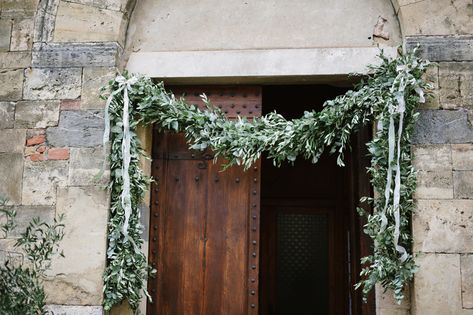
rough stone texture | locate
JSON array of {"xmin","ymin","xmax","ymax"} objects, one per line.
[
  {"xmin": 454, "ymin": 171, "xmax": 473, "ymax": 199},
  {"xmin": 419, "ymin": 64, "xmax": 439, "ymax": 109},
  {"xmin": 21, "ymin": 160, "xmax": 68, "ymax": 206},
  {"xmin": 45, "ymin": 305, "xmax": 104, "ymax": 315},
  {"xmin": 45, "ymin": 186, "xmax": 108, "ymax": 305},
  {"xmin": 0, "ymin": 19, "xmax": 12, "ymax": 51},
  {"xmin": 47, "ymin": 110, "xmax": 104, "ymax": 147},
  {"xmin": 452, "ymin": 144, "xmax": 473, "ymax": 171},
  {"xmin": 0, "ymin": 52, "xmax": 31, "ymax": 68},
  {"xmin": 10, "ymin": 18, "xmax": 34, "ymax": 51},
  {"xmin": 0, "ymin": 102, "xmax": 15, "ymax": 128},
  {"xmin": 82, "ymin": 67, "xmax": 115, "ymax": 109},
  {"xmin": 15, "ymin": 100, "xmax": 60, "ymax": 128},
  {"xmin": 376, "ymin": 284, "xmax": 410, "ymax": 315},
  {"xmin": 462, "ymin": 254, "xmax": 473, "ymax": 309},
  {"xmin": 412, "ymin": 110, "xmax": 473, "ymax": 144},
  {"xmin": 0, "ymin": 69, "xmax": 24, "ymax": 101},
  {"xmin": 406, "ymin": 36, "xmax": 473, "ymax": 62},
  {"xmin": 33, "ymin": 0, "xmax": 60, "ymax": 43},
  {"xmin": 438, "ymin": 62, "xmax": 473, "ymax": 109},
  {"xmin": 415, "ymin": 170, "xmax": 453, "ymax": 200},
  {"xmin": 126, "ymin": 0, "xmax": 401, "ymax": 53},
  {"xmin": 399, "ymin": 1, "xmax": 473, "ymax": 36},
  {"xmin": 0, "ymin": 153, "xmax": 23, "ymax": 204},
  {"xmin": 0, "ymin": 239, "xmax": 23, "ymax": 267},
  {"xmin": 412, "ymin": 254, "xmax": 462, "ymax": 315},
  {"xmin": 69, "ymin": 147, "xmax": 108, "ymax": 185},
  {"xmin": 0, "ymin": 129, "xmax": 26, "ymax": 153},
  {"xmin": 32, "ymin": 42, "xmax": 121, "ymax": 68},
  {"xmin": 412, "ymin": 144, "xmax": 452, "ymax": 172},
  {"xmin": 65, "ymin": 0, "xmax": 128, "ymax": 11},
  {"xmin": 54, "ymin": 1, "xmax": 126, "ymax": 43},
  {"xmin": 413, "ymin": 199, "xmax": 473, "ymax": 253},
  {"xmin": 23, "ymin": 68, "xmax": 82, "ymax": 100},
  {"xmin": 5, "ymin": 206, "xmax": 54, "ymax": 238},
  {"xmin": 1, "ymin": 0, "xmax": 39, "ymax": 17}
]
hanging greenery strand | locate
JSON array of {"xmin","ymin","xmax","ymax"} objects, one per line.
[{"xmin": 101, "ymin": 48, "xmax": 431, "ymax": 313}]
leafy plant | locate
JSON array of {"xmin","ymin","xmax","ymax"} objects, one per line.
[
  {"xmin": 0, "ymin": 198, "xmax": 65, "ymax": 315},
  {"xmin": 102, "ymin": 48, "xmax": 431, "ymax": 312}
]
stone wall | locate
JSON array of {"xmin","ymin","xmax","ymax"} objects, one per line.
[
  {"xmin": 1, "ymin": 0, "xmax": 473, "ymax": 315},
  {"xmin": 398, "ymin": 0, "xmax": 473, "ymax": 314},
  {"xmin": 0, "ymin": 0, "xmax": 131, "ymax": 314}
]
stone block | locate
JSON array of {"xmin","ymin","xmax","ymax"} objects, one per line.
[
  {"xmin": 0, "ymin": 239, "xmax": 22, "ymax": 266},
  {"xmin": 45, "ymin": 186, "xmax": 109, "ymax": 305},
  {"xmin": 0, "ymin": 153, "xmax": 23, "ymax": 204},
  {"xmin": 10, "ymin": 18, "xmax": 33, "ymax": 51},
  {"xmin": 2, "ymin": 206, "xmax": 54, "ymax": 238},
  {"xmin": 438, "ymin": 62, "xmax": 473, "ymax": 109},
  {"xmin": 413, "ymin": 199, "xmax": 473, "ymax": 253},
  {"xmin": 0, "ymin": 19, "xmax": 11, "ymax": 51},
  {"xmin": 32, "ymin": 42, "xmax": 120, "ymax": 68},
  {"xmin": 82, "ymin": 67, "xmax": 115, "ymax": 109},
  {"xmin": 375, "ymin": 284, "xmax": 410, "ymax": 311},
  {"xmin": 462, "ymin": 254, "xmax": 473, "ymax": 309},
  {"xmin": 419, "ymin": 65, "xmax": 439, "ymax": 109},
  {"xmin": 69, "ymin": 147, "xmax": 108, "ymax": 185},
  {"xmin": 54, "ymin": 1, "xmax": 126, "ymax": 44},
  {"xmin": 47, "ymin": 110, "xmax": 104, "ymax": 147},
  {"xmin": 0, "ymin": 69, "xmax": 23, "ymax": 101},
  {"xmin": 64, "ymin": 0, "xmax": 127, "ymax": 11},
  {"xmin": 33, "ymin": 0, "xmax": 59, "ymax": 43},
  {"xmin": 399, "ymin": 1, "xmax": 473, "ymax": 36},
  {"xmin": 0, "ymin": 102, "xmax": 15, "ymax": 128},
  {"xmin": 60, "ymin": 99, "xmax": 81, "ymax": 110},
  {"xmin": 413, "ymin": 253, "xmax": 462, "ymax": 315},
  {"xmin": 24, "ymin": 68, "xmax": 81, "ymax": 100},
  {"xmin": 0, "ymin": 52, "xmax": 31, "ymax": 68},
  {"xmin": 406, "ymin": 36, "xmax": 473, "ymax": 62},
  {"xmin": 0, "ymin": 0, "xmax": 38, "ymax": 17},
  {"xmin": 452, "ymin": 144, "xmax": 473, "ymax": 171},
  {"xmin": 45, "ymin": 305, "xmax": 103, "ymax": 315},
  {"xmin": 412, "ymin": 110, "xmax": 473, "ymax": 144},
  {"xmin": 0, "ymin": 129, "xmax": 26, "ymax": 153},
  {"xmin": 15, "ymin": 100, "xmax": 60, "ymax": 128},
  {"xmin": 21, "ymin": 160, "xmax": 68, "ymax": 206},
  {"xmin": 454, "ymin": 171, "xmax": 473, "ymax": 199},
  {"xmin": 412, "ymin": 144, "xmax": 451, "ymax": 172},
  {"xmin": 415, "ymin": 170, "xmax": 453, "ymax": 199}
]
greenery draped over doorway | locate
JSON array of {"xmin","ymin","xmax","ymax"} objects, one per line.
[{"xmin": 101, "ymin": 49, "xmax": 430, "ymax": 314}]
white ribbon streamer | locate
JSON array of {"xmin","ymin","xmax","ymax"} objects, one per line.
[
  {"xmin": 381, "ymin": 66, "xmax": 425, "ymax": 262},
  {"xmin": 103, "ymin": 75, "xmax": 138, "ymax": 241}
]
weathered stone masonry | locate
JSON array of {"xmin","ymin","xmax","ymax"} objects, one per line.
[
  {"xmin": 0, "ymin": 0, "xmax": 131, "ymax": 314},
  {"xmin": 0, "ymin": 0, "xmax": 473, "ymax": 314}
]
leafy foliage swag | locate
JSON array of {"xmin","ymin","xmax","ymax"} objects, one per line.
[{"xmin": 102, "ymin": 49, "xmax": 431, "ymax": 313}]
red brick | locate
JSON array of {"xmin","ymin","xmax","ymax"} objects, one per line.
[
  {"xmin": 47, "ymin": 148, "xmax": 70, "ymax": 160},
  {"xmin": 30, "ymin": 153, "xmax": 45, "ymax": 161},
  {"xmin": 60, "ymin": 99, "xmax": 81, "ymax": 111},
  {"xmin": 36, "ymin": 145, "xmax": 47, "ymax": 153},
  {"xmin": 26, "ymin": 135, "xmax": 45, "ymax": 146}
]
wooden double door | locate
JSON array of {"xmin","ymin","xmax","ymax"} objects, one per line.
[{"xmin": 148, "ymin": 85, "xmax": 374, "ymax": 315}]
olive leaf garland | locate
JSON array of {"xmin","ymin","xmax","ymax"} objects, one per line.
[{"xmin": 101, "ymin": 49, "xmax": 431, "ymax": 313}]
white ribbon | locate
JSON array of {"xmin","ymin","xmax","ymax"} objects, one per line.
[
  {"xmin": 381, "ymin": 66, "xmax": 424, "ymax": 262},
  {"xmin": 103, "ymin": 75, "xmax": 138, "ymax": 241}
]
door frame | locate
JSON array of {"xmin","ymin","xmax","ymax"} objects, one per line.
[{"xmin": 145, "ymin": 85, "xmax": 375, "ymax": 315}]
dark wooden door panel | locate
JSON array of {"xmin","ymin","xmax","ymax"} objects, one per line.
[{"xmin": 148, "ymin": 86, "xmax": 262, "ymax": 315}]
